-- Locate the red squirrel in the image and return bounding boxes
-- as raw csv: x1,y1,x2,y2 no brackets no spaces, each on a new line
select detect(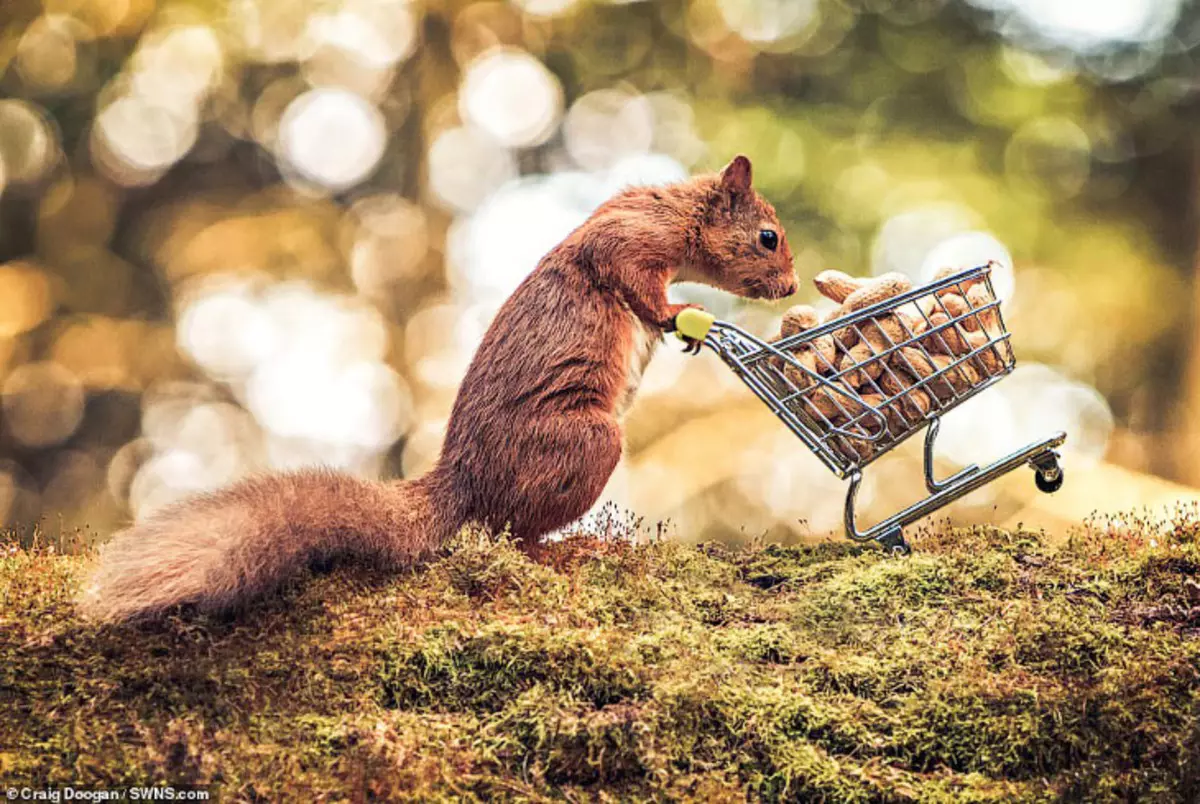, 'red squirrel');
79,155,797,621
